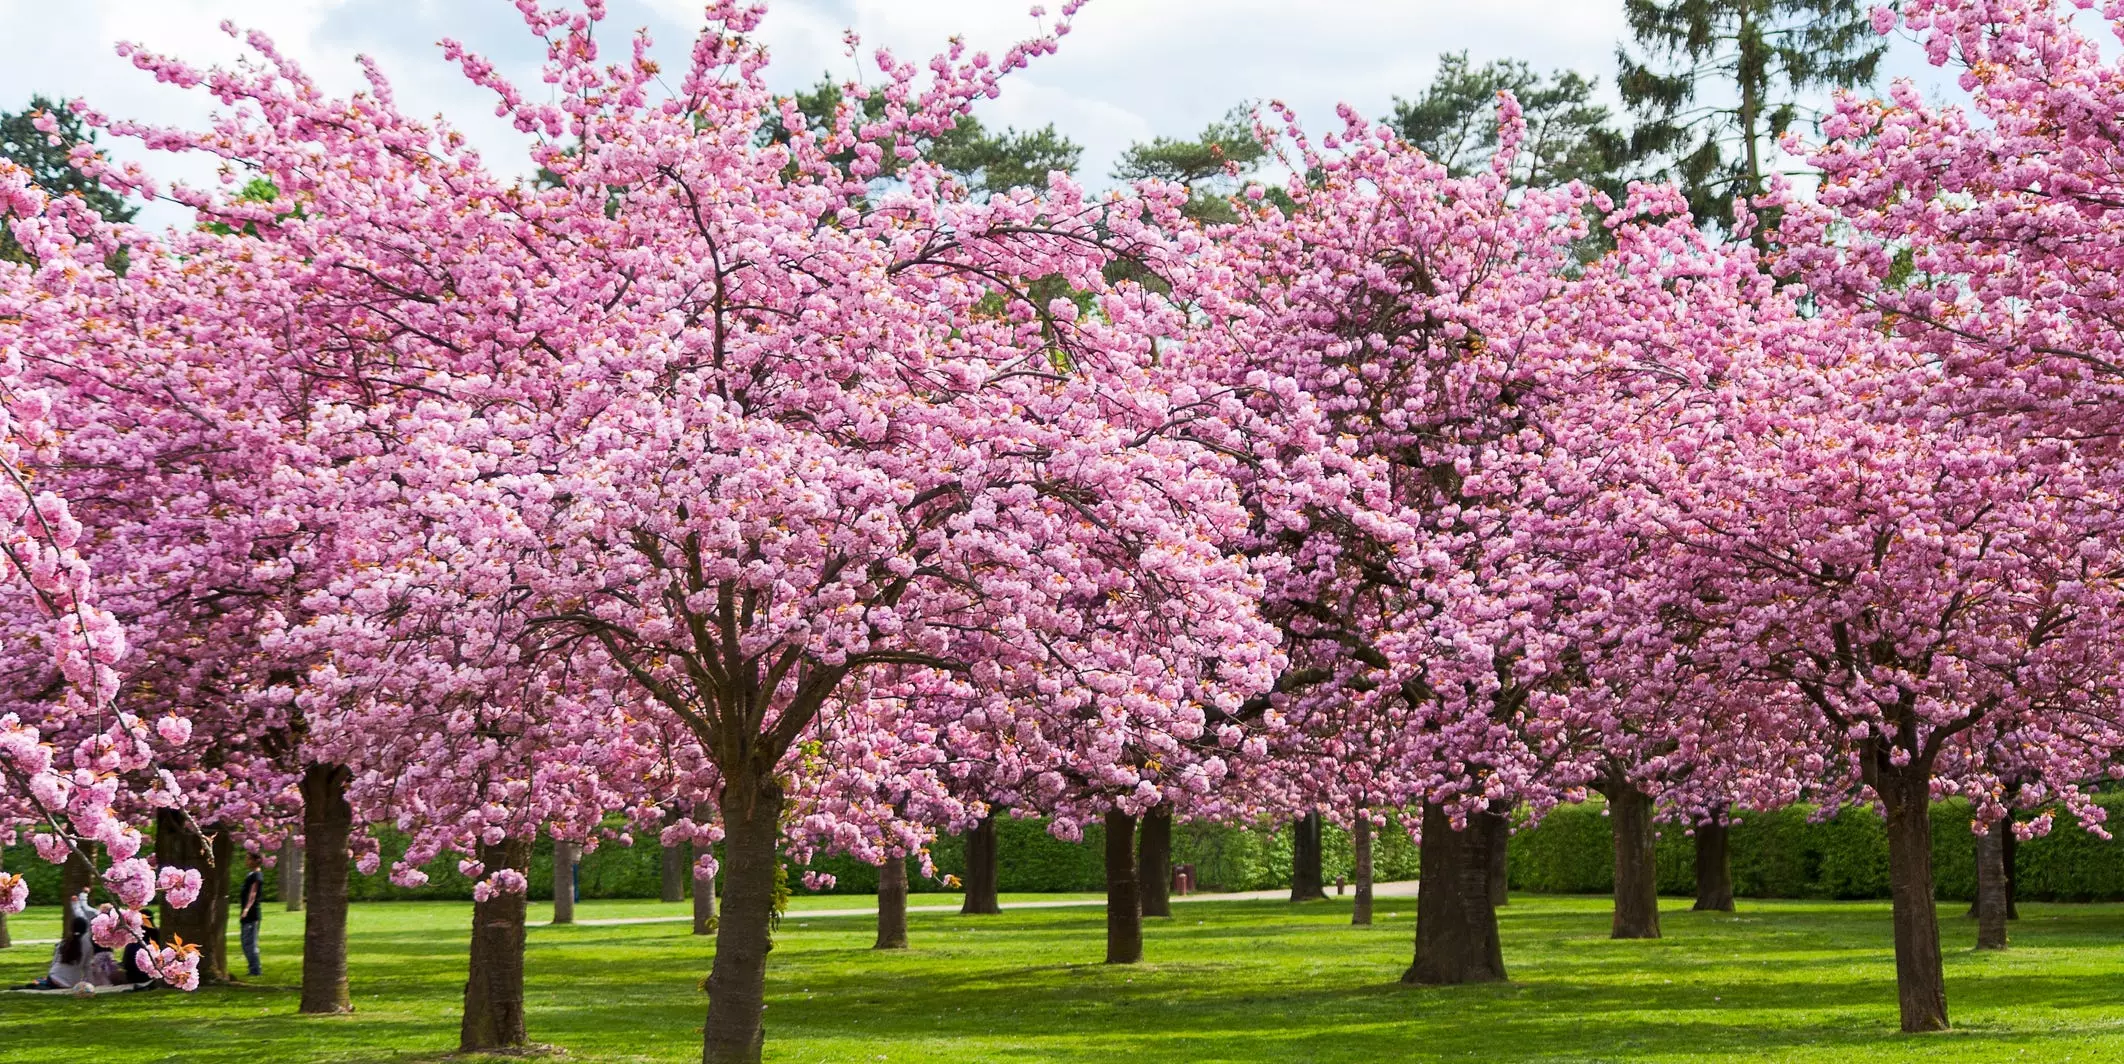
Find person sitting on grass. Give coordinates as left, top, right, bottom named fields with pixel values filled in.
left=119, top=908, right=165, bottom=987
left=11, top=891, right=95, bottom=990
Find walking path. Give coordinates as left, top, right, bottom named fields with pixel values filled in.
left=560, top=879, right=1420, bottom=927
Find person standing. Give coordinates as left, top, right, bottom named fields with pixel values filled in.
left=239, top=851, right=265, bottom=977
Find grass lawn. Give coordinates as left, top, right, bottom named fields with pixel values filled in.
left=3, top=893, right=2123, bottom=1063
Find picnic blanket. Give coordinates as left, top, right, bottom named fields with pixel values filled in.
left=5, top=981, right=157, bottom=996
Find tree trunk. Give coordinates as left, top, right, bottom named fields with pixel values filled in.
left=959, top=816, right=1001, bottom=916
left=281, top=832, right=305, bottom=911
left=1352, top=811, right=1375, bottom=927
left=1878, top=766, right=1949, bottom=1032
left=1104, top=809, right=1141, bottom=964
left=460, top=836, right=532, bottom=1053
left=1485, top=802, right=1510, bottom=907
left=1138, top=804, right=1173, bottom=919
left=662, top=806, right=687, bottom=905
left=702, top=774, right=784, bottom=1064
left=2003, top=822, right=2019, bottom=920
left=0, top=846, right=10, bottom=949
left=1974, top=818, right=2009, bottom=950
left=873, top=856, right=909, bottom=950
left=693, top=802, right=717, bottom=936
left=1693, top=817, right=1736, bottom=912
left=1403, top=801, right=1506, bottom=985
left=59, top=848, right=93, bottom=941
left=1290, top=810, right=1327, bottom=902
left=1606, top=783, right=1661, bottom=940
left=156, top=810, right=233, bottom=984
left=300, top=762, right=354, bottom=1015
left=551, top=838, right=577, bottom=926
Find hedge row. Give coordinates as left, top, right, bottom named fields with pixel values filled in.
left=1506, top=794, right=2124, bottom=902
left=4, top=814, right=1420, bottom=907
left=14, top=796, right=2124, bottom=907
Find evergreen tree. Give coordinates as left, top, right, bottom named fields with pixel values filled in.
left=1386, top=52, right=1628, bottom=196
left=1616, top=0, right=1884, bottom=235
left=763, top=76, right=1081, bottom=198
left=0, top=95, right=137, bottom=262
left=1111, top=105, right=1267, bottom=224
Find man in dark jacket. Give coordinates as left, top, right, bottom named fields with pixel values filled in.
left=238, top=851, right=264, bottom=977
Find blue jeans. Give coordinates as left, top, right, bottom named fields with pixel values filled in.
left=240, top=919, right=261, bottom=976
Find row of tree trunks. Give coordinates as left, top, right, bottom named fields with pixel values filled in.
left=1104, top=809, right=1142, bottom=964
left=874, top=857, right=910, bottom=950
left=960, top=816, right=1002, bottom=916
left=703, top=773, right=784, bottom=1064
left=156, top=809, right=235, bottom=983
left=281, top=832, right=305, bottom=912
left=300, top=761, right=355, bottom=1015
left=1290, top=810, right=1327, bottom=902
left=1138, top=804, right=1174, bottom=918
left=1351, top=812, right=1375, bottom=926
left=1694, top=817, right=1736, bottom=912
left=1404, top=801, right=1508, bottom=985
left=551, top=839, right=579, bottom=926
left=459, top=837, right=533, bottom=1053
left=1604, top=781, right=1661, bottom=940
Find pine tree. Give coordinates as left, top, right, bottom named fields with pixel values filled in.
left=763, top=76, right=1081, bottom=198
left=1, top=95, right=137, bottom=262
left=1616, top=0, right=1884, bottom=235
left=1386, top=52, right=1628, bottom=197
left=1111, top=105, right=1267, bottom=224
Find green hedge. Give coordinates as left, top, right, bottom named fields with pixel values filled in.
left=5, top=814, right=1421, bottom=906
left=17, top=797, right=2121, bottom=907
left=1505, top=795, right=2124, bottom=902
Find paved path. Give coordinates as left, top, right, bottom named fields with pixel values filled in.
left=559, top=879, right=1420, bottom=927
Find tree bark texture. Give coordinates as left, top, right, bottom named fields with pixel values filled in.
left=1290, top=810, right=1327, bottom=902
left=1606, top=783, right=1661, bottom=940
left=960, top=816, right=1001, bottom=916
left=1138, top=804, right=1173, bottom=919
left=873, top=856, right=909, bottom=950
left=1974, top=818, right=2009, bottom=950
left=1693, top=817, right=1736, bottom=912
left=300, top=762, right=354, bottom=1015
left=281, top=832, right=305, bottom=911
left=702, top=774, right=783, bottom=1064
left=1485, top=803, right=1511, bottom=907
left=662, top=806, right=688, bottom=904
left=691, top=801, right=717, bottom=935
left=2003, top=822, right=2019, bottom=920
left=551, top=838, right=578, bottom=926
left=1403, top=801, right=1507, bottom=985
left=1879, top=766, right=1949, bottom=1032
left=1104, top=809, right=1141, bottom=964
left=459, top=836, right=532, bottom=1053
left=156, top=809, right=233, bottom=984
left=59, top=848, right=94, bottom=941
left=1352, top=812, right=1375, bottom=927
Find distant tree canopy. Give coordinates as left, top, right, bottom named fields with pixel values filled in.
left=0, top=95, right=136, bottom=262
left=1616, top=0, right=1885, bottom=235
left=765, top=76, right=1082, bottom=198
left=1386, top=52, right=1629, bottom=197
left=1111, top=105, right=1268, bottom=224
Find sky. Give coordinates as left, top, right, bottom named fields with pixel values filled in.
left=0, top=0, right=1964, bottom=228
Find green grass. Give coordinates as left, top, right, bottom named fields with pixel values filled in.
left=4, top=893, right=2123, bottom=1063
